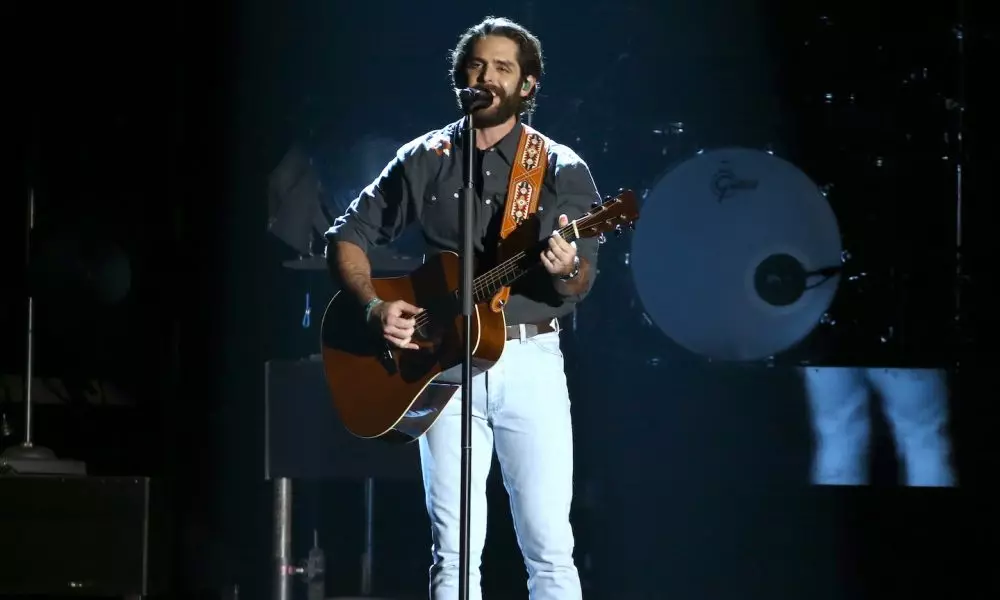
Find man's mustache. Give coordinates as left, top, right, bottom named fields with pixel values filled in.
left=476, top=85, right=505, bottom=100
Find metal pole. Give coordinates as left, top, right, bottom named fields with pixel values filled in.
left=273, top=477, right=293, bottom=600
left=457, top=114, right=476, bottom=600
left=524, top=0, right=535, bottom=129
left=24, top=189, right=35, bottom=446
left=361, top=477, right=375, bottom=595
left=953, top=4, right=966, bottom=368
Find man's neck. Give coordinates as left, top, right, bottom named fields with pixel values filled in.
left=474, top=117, right=517, bottom=150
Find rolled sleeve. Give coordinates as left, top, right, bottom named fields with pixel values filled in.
left=553, top=158, right=602, bottom=304
left=325, top=148, right=414, bottom=254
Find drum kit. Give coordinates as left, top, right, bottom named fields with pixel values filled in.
left=629, top=147, right=843, bottom=363
left=272, top=120, right=960, bottom=370
left=590, top=128, right=960, bottom=369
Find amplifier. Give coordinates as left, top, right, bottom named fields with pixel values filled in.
left=0, top=474, right=169, bottom=596
left=264, top=357, right=420, bottom=481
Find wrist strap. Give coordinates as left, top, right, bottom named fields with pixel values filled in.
left=364, top=298, right=383, bottom=322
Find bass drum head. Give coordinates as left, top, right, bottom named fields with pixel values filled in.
left=630, top=148, right=843, bottom=362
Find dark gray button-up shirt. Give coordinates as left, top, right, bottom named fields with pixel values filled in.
left=326, top=118, right=602, bottom=325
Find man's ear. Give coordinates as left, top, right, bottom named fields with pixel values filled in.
left=520, top=76, right=536, bottom=98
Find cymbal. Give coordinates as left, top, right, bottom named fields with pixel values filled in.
left=629, top=147, right=843, bottom=361
left=282, top=245, right=425, bottom=274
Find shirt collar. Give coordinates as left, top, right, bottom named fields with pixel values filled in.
left=493, top=120, right=523, bottom=165
left=453, top=118, right=523, bottom=166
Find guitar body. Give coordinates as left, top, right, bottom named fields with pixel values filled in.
left=319, top=189, right=639, bottom=444
left=320, top=251, right=506, bottom=442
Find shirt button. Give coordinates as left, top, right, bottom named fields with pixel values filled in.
left=485, top=170, right=492, bottom=176
left=485, top=199, right=491, bottom=205
left=453, top=192, right=459, bottom=198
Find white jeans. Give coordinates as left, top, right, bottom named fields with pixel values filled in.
left=418, top=329, right=581, bottom=600
left=800, top=366, right=956, bottom=486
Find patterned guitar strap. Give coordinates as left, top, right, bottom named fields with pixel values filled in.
left=489, top=123, right=550, bottom=313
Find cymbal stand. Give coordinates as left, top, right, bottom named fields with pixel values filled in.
left=0, top=188, right=85, bottom=475
left=951, top=8, right=968, bottom=367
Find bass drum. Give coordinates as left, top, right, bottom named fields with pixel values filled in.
left=629, top=148, right=844, bottom=362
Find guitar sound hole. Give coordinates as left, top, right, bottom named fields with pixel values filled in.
left=413, top=297, right=458, bottom=346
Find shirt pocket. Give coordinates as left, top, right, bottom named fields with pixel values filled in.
left=419, top=182, right=462, bottom=244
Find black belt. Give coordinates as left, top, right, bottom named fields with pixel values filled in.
left=505, top=322, right=556, bottom=340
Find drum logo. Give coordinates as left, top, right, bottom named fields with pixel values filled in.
left=711, top=163, right=758, bottom=202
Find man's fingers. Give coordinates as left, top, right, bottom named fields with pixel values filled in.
left=541, top=251, right=563, bottom=275
left=396, top=300, right=423, bottom=315
left=383, top=331, right=412, bottom=345
left=550, top=244, right=572, bottom=261
left=547, top=241, right=573, bottom=264
left=388, top=315, right=415, bottom=329
left=549, top=233, right=575, bottom=254
left=383, top=334, right=411, bottom=348
left=384, top=323, right=413, bottom=338
left=383, top=333, right=419, bottom=350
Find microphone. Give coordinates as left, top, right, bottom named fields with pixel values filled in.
left=457, top=87, right=493, bottom=113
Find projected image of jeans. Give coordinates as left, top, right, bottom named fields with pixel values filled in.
left=800, top=367, right=956, bottom=487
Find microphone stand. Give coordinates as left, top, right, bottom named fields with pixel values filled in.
left=458, top=107, right=477, bottom=600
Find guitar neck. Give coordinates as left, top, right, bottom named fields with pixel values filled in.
left=467, top=225, right=580, bottom=303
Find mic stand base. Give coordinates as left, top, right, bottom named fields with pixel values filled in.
left=0, top=444, right=87, bottom=476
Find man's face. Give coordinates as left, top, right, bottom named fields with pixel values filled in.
left=463, top=35, right=534, bottom=127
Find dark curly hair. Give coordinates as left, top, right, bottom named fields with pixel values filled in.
left=449, top=16, right=544, bottom=116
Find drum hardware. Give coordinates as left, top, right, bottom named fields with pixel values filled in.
left=2, top=188, right=87, bottom=476
left=628, top=146, right=844, bottom=363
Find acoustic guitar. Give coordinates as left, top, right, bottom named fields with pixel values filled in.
left=320, top=190, right=639, bottom=442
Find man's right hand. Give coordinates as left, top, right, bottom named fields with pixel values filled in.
left=369, top=300, right=424, bottom=350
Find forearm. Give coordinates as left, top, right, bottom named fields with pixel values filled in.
left=553, top=256, right=592, bottom=297
left=331, top=241, right=378, bottom=305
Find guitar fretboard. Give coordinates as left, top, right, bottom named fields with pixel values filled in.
left=456, top=227, right=579, bottom=304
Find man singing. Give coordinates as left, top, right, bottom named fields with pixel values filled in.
left=326, top=16, right=600, bottom=600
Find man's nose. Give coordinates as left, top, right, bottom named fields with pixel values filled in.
left=478, top=65, right=497, bottom=84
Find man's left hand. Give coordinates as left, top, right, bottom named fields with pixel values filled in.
left=541, top=214, right=577, bottom=277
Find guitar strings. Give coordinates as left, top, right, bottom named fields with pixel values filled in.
left=411, top=222, right=581, bottom=329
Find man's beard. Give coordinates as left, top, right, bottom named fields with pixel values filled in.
left=472, top=86, right=522, bottom=127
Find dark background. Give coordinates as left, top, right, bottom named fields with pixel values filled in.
left=2, top=0, right=996, bottom=598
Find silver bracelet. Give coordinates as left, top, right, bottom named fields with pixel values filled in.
left=559, top=256, right=581, bottom=281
